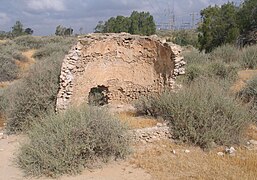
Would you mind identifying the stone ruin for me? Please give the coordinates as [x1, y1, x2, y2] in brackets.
[56, 33, 185, 111]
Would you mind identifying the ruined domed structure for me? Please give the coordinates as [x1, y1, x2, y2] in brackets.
[56, 33, 185, 111]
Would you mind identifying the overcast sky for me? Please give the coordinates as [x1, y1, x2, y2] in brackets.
[0, 0, 242, 35]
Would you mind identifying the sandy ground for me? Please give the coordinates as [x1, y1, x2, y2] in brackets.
[0, 135, 24, 180]
[0, 134, 152, 180]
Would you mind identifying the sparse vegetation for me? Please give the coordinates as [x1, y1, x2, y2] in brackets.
[0, 41, 20, 81]
[17, 105, 129, 177]
[207, 61, 238, 80]
[182, 47, 239, 84]
[169, 30, 199, 48]
[240, 45, 257, 69]
[0, 0, 256, 179]
[210, 44, 240, 63]
[32, 39, 74, 60]
[0, 36, 76, 133]
[136, 79, 253, 149]
[238, 75, 257, 110]
[132, 140, 257, 180]
[2, 53, 63, 132]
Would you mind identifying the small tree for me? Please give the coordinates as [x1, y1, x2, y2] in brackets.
[198, 3, 239, 52]
[12, 21, 24, 37]
[94, 21, 105, 33]
[237, 0, 257, 33]
[11, 21, 34, 37]
[55, 25, 73, 36]
[130, 11, 156, 36]
[24, 28, 33, 35]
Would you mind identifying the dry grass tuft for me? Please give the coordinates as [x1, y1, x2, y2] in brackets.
[15, 49, 35, 74]
[131, 140, 257, 180]
[231, 69, 257, 93]
[117, 112, 158, 129]
[246, 124, 257, 140]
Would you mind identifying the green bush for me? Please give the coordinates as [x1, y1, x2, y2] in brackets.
[240, 45, 257, 69]
[136, 79, 252, 149]
[17, 105, 129, 177]
[184, 64, 206, 83]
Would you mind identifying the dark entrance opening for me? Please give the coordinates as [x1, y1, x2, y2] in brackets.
[88, 85, 109, 106]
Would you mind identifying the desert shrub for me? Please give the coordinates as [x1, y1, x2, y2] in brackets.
[210, 44, 240, 63]
[12, 51, 29, 62]
[13, 36, 46, 50]
[157, 30, 199, 48]
[0, 36, 75, 132]
[136, 79, 252, 149]
[183, 49, 239, 83]
[240, 45, 257, 69]
[2, 52, 63, 133]
[238, 75, 257, 109]
[183, 49, 209, 65]
[17, 105, 129, 177]
[32, 42, 72, 60]
[184, 64, 206, 83]
[32, 36, 75, 60]
[0, 42, 20, 81]
[171, 29, 199, 48]
[156, 30, 173, 37]
[0, 54, 19, 81]
[207, 61, 238, 80]
[13, 35, 75, 51]
[134, 96, 158, 116]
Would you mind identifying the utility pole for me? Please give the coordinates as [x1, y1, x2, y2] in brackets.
[154, 0, 175, 30]
[190, 12, 198, 29]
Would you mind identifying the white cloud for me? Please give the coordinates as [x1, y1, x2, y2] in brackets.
[26, 0, 66, 11]
[0, 13, 10, 25]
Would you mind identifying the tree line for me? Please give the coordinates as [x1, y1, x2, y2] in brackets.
[0, 21, 33, 39]
[0, 21, 75, 39]
[94, 11, 156, 36]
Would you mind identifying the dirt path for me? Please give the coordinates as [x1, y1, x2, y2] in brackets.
[0, 135, 24, 180]
[1, 123, 257, 180]
[0, 134, 152, 180]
